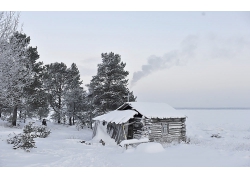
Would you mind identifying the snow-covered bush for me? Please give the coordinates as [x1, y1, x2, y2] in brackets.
[7, 122, 51, 152]
[7, 132, 36, 152]
[23, 122, 51, 138]
[35, 125, 51, 138]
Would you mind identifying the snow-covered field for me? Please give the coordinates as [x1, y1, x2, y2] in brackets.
[1, 109, 250, 168]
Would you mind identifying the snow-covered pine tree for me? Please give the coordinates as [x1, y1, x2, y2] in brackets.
[66, 63, 83, 90]
[64, 63, 88, 126]
[0, 30, 34, 126]
[43, 62, 69, 123]
[65, 87, 87, 126]
[87, 52, 136, 117]
[0, 12, 20, 122]
[10, 32, 49, 122]
[0, 12, 19, 43]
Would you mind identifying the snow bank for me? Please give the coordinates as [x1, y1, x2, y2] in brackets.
[91, 123, 117, 146]
[135, 142, 165, 153]
[119, 138, 149, 147]
[1, 109, 250, 167]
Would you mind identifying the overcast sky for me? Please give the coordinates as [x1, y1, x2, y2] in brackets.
[18, 11, 250, 108]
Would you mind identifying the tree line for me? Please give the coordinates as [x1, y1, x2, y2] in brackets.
[0, 12, 136, 128]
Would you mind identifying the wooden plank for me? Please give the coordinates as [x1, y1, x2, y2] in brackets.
[168, 124, 183, 127]
[150, 126, 162, 128]
[150, 133, 162, 135]
[169, 129, 182, 132]
[152, 119, 183, 122]
[150, 132, 162, 134]
[168, 121, 183, 124]
[115, 125, 122, 143]
[169, 128, 182, 130]
[150, 130, 162, 132]
[169, 126, 182, 129]
[150, 134, 162, 137]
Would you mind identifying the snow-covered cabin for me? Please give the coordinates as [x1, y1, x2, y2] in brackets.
[92, 102, 187, 145]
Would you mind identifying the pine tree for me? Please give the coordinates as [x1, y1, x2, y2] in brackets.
[65, 87, 87, 126]
[87, 52, 136, 117]
[13, 32, 49, 122]
[64, 63, 87, 125]
[0, 31, 34, 126]
[43, 62, 69, 123]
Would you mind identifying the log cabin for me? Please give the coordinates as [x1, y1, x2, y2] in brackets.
[92, 102, 187, 146]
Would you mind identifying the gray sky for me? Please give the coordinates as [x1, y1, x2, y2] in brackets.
[18, 11, 250, 108]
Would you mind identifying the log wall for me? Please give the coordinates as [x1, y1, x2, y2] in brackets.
[149, 118, 186, 142]
[98, 117, 186, 145]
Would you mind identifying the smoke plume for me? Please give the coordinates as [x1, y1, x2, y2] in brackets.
[130, 35, 199, 87]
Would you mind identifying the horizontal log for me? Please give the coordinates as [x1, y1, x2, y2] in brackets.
[150, 134, 162, 137]
[168, 123, 183, 126]
[150, 129, 162, 132]
[150, 132, 162, 135]
[168, 132, 182, 135]
[164, 134, 182, 137]
[151, 119, 183, 123]
[150, 134, 163, 136]
[150, 129, 162, 131]
[168, 121, 183, 124]
[169, 127, 183, 130]
[150, 128, 162, 131]
[168, 131, 182, 134]
[169, 129, 182, 132]
[170, 121, 184, 124]
[170, 126, 184, 129]
[150, 132, 162, 134]
[161, 136, 181, 138]
[149, 134, 162, 137]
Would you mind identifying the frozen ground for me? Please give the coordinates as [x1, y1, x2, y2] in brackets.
[0, 109, 250, 167]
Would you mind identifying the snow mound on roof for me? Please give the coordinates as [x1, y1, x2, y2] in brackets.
[92, 123, 117, 146]
[135, 142, 165, 153]
[93, 110, 138, 124]
[125, 102, 186, 118]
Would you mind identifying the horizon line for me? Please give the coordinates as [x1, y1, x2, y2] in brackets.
[175, 107, 250, 110]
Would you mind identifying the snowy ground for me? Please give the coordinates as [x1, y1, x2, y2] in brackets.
[1, 109, 250, 168]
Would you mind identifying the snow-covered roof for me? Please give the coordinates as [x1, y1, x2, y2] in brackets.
[118, 102, 186, 119]
[93, 110, 138, 124]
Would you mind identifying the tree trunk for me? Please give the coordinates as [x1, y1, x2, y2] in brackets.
[73, 102, 75, 125]
[69, 116, 72, 126]
[0, 109, 2, 118]
[58, 96, 61, 124]
[90, 114, 92, 129]
[19, 110, 22, 119]
[12, 105, 18, 126]
[24, 111, 26, 123]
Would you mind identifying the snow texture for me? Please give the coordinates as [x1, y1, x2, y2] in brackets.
[93, 109, 138, 124]
[119, 138, 149, 147]
[135, 142, 165, 153]
[1, 109, 250, 167]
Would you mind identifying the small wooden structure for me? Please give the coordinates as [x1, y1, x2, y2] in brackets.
[92, 102, 187, 145]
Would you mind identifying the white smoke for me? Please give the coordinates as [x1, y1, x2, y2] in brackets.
[130, 35, 199, 87]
